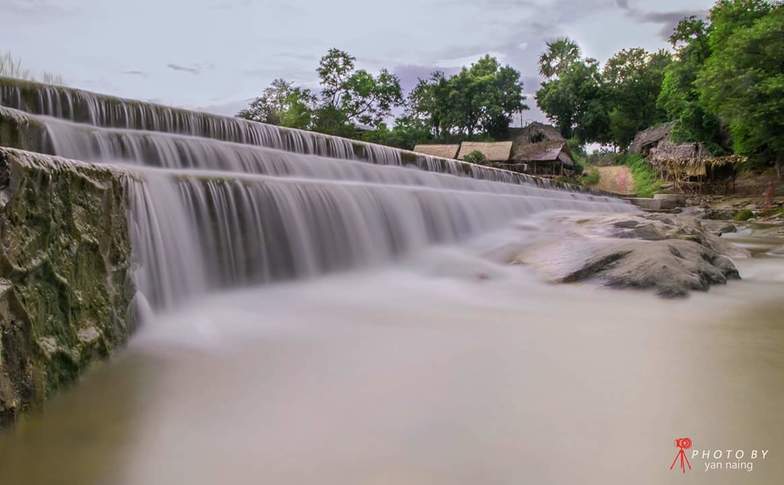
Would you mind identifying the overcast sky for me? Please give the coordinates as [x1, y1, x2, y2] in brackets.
[1, 0, 712, 120]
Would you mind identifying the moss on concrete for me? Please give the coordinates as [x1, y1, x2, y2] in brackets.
[0, 148, 134, 426]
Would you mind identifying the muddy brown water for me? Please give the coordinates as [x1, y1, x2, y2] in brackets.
[1, 230, 783, 485]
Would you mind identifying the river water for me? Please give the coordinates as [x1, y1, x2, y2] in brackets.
[1, 223, 783, 485]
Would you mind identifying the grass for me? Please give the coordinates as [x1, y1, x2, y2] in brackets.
[581, 166, 600, 186]
[734, 209, 754, 221]
[620, 154, 662, 198]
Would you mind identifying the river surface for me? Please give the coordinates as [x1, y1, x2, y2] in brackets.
[1, 219, 782, 485]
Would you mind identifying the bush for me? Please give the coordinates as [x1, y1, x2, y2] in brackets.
[462, 150, 487, 164]
[734, 209, 754, 221]
[581, 167, 600, 186]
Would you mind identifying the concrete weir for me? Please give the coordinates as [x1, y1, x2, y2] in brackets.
[0, 78, 631, 425]
[0, 148, 134, 425]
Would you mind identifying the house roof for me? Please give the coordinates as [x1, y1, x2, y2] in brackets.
[512, 141, 572, 165]
[629, 122, 675, 154]
[509, 122, 564, 144]
[413, 144, 460, 159]
[457, 141, 513, 162]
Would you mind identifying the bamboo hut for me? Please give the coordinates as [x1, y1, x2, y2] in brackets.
[649, 139, 744, 194]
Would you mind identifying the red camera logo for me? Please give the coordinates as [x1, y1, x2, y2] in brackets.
[670, 437, 693, 473]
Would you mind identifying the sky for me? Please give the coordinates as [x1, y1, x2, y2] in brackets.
[1, 0, 713, 121]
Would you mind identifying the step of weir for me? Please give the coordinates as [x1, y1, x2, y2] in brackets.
[0, 76, 604, 195]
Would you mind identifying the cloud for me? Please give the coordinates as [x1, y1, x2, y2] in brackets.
[1, 0, 79, 17]
[615, 1, 706, 39]
[208, 0, 251, 10]
[122, 70, 148, 78]
[167, 63, 202, 75]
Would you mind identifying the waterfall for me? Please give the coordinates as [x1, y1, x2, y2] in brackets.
[0, 78, 632, 309]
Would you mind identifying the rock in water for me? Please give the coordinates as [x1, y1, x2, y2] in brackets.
[511, 213, 746, 297]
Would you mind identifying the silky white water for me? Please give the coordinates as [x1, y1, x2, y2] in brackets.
[0, 82, 630, 308]
[2, 81, 783, 485]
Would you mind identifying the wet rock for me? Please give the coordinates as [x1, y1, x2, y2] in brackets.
[511, 212, 746, 298]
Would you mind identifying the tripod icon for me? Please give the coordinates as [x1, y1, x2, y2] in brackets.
[670, 437, 692, 473]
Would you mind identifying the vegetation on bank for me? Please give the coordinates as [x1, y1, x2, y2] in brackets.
[237, 0, 782, 177]
[0, 51, 64, 85]
[621, 154, 663, 198]
[536, 0, 783, 170]
[238, 49, 527, 149]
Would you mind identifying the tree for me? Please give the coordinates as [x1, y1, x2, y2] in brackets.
[360, 116, 432, 150]
[536, 59, 607, 141]
[406, 72, 453, 138]
[657, 16, 725, 150]
[317, 48, 356, 107]
[697, 2, 784, 167]
[603, 48, 671, 148]
[407, 56, 527, 138]
[316, 48, 403, 129]
[237, 78, 315, 129]
[538, 37, 581, 78]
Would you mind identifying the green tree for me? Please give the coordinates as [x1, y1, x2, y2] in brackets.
[656, 16, 724, 150]
[237, 78, 315, 129]
[316, 48, 403, 129]
[538, 37, 581, 78]
[406, 72, 453, 138]
[408, 56, 527, 138]
[697, 1, 784, 167]
[536, 59, 607, 141]
[603, 48, 671, 148]
[360, 117, 433, 150]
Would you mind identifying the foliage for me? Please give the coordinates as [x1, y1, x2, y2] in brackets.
[407, 56, 527, 138]
[239, 49, 402, 135]
[536, 59, 607, 142]
[538, 37, 582, 78]
[620, 154, 663, 197]
[0, 51, 64, 85]
[462, 150, 487, 164]
[697, 1, 784, 165]
[581, 166, 600, 185]
[238, 78, 315, 129]
[656, 16, 725, 150]
[360, 117, 433, 150]
[240, 49, 525, 146]
[535, 1, 783, 170]
[317, 49, 403, 128]
[734, 208, 755, 221]
[603, 48, 671, 148]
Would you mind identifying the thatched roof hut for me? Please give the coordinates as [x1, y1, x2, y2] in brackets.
[513, 141, 573, 165]
[457, 141, 513, 162]
[507, 141, 575, 176]
[509, 122, 564, 145]
[654, 153, 745, 194]
[629, 122, 675, 155]
[413, 144, 460, 159]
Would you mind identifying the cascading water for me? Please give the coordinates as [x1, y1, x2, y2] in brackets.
[0, 79, 630, 309]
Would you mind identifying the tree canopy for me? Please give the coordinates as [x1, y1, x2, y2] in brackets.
[407, 55, 528, 139]
[239, 50, 527, 148]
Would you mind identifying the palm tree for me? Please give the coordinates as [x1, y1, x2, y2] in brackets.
[538, 37, 581, 78]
